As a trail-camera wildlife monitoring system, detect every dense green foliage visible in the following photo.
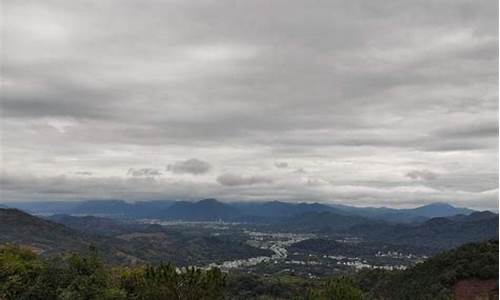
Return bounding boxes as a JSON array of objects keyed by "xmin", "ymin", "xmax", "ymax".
[
  {"xmin": 120, "ymin": 264, "xmax": 226, "ymax": 300},
  {"xmin": 0, "ymin": 245, "xmax": 226, "ymax": 300},
  {"xmin": 226, "ymin": 273, "xmax": 321, "ymax": 299},
  {"xmin": 354, "ymin": 240, "xmax": 499, "ymax": 300},
  {"xmin": 308, "ymin": 277, "xmax": 364, "ymax": 300}
]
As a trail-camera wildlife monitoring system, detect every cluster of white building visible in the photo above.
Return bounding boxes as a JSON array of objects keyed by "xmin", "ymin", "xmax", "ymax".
[
  {"xmin": 284, "ymin": 260, "xmax": 321, "ymax": 266},
  {"xmin": 375, "ymin": 250, "xmax": 427, "ymax": 260},
  {"xmin": 205, "ymin": 255, "xmax": 273, "ymax": 270},
  {"xmin": 338, "ymin": 260, "xmax": 407, "ymax": 270},
  {"xmin": 320, "ymin": 254, "xmax": 413, "ymax": 270}
]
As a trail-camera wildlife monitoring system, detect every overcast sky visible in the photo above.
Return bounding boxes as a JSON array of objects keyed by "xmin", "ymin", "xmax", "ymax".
[{"xmin": 1, "ymin": 0, "xmax": 498, "ymax": 209}]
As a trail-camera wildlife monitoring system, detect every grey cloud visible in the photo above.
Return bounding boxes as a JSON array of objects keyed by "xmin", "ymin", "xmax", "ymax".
[
  {"xmin": 1, "ymin": 172, "xmax": 497, "ymax": 211},
  {"xmin": 1, "ymin": 0, "xmax": 497, "ymax": 210},
  {"xmin": 275, "ymin": 162, "xmax": 288, "ymax": 168},
  {"xmin": 127, "ymin": 168, "xmax": 162, "ymax": 177},
  {"xmin": 167, "ymin": 159, "xmax": 211, "ymax": 175},
  {"xmin": 406, "ymin": 170, "xmax": 439, "ymax": 181},
  {"xmin": 434, "ymin": 122, "xmax": 499, "ymax": 139},
  {"xmin": 74, "ymin": 171, "xmax": 93, "ymax": 176},
  {"xmin": 217, "ymin": 173, "xmax": 274, "ymax": 186},
  {"xmin": 0, "ymin": 172, "xmax": 218, "ymax": 202},
  {"xmin": 295, "ymin": 168, "xmax": 307, "ymax": 174}
]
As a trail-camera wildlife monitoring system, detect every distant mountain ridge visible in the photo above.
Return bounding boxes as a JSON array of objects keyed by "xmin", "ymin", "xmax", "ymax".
[
  {"xmin": 70, "ymin": 200, "xmax": 175, "ymax": 218},
  {"xmin": 159, "ymin": 198, "xmax": 244, "ymax": 221},
  {"xmin": 329, "ymin": 202, "xmax": 474, "ymax": 223},
  {"xmin": 346, "ymin": 210, "xmax": 499, "ymax": 250},
  {"xmin": 2, "ymin": 199, "xmax": 481, "ymax": 223},
  {"xmin": 231, "ymin": 201, "xmax": 338, "ymax": 218},
  {"xmin": 400, "ymin": 202, "xmax": 474, "ymax": 218}
]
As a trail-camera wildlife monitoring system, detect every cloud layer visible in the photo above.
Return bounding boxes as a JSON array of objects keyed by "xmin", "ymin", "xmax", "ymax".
[
  {"xmin": 127, "ymin": 168, "xmax": 162, "ymax": 177},
  {"xmin": 1, "ymin": 0, "xmax": 498, "ymax": 210},
  {"xmin": 167, "ymin": 159, "xmax": 212, "ymax": 175},
  {"xmin": 406, "ymin": 170, "xmax": 439, "ymax": 181},
  {"xmin": 217, "ymin": 173, "xmax": 274, "ymax": 186}
]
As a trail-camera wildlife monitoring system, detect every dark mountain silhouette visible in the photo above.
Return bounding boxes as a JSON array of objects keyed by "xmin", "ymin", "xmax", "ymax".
[
  {"xmin": 0, "ymin": 208, "xmax": 101, "ymax": 255},
  {"xmin": 48, "ymin": 214, "xmax": 132, "ymax": 236},
  {"xmin": 232, "ymin": 201, "xmax": 475, "ymax": 224},
  {"xmin": 1, "ymin": 199, "xmax": 480, "ymax": 224},
  {"xmin": 70, "ymin": 200, "xmax": 175, "ymax": 217},
  {"xmin": 231, "ymin": 201, "xmax": 338, "ymax": 218},
  {"xmin": 330, "ymin": 202, "xmax": 474, "ymax": 223},
  {"xmin": 71, "ymin": 200, "xmax": 133, "ymax": 215},
  {"xmin": 280, "ymin": 211, "xmax": 371, "ymax": 232},
  {"xmin": 159, "ymin": 199, "xmax": 244, "ymax": 221},
  {"xmin": 347, "ymin": 211, "xmax": 499, "ymax": 250},
  {"xmin": 449, "ymin": 210, "xmax": 497, "ymax": 222},
  {"xmin": 400, "ymin": 202, "xmax": 474, "ymax": 218}
]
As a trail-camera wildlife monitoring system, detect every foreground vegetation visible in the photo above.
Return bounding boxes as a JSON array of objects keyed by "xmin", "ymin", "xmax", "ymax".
[
  {"xmin": 0, "ymin": 240, "xmax": 497, "ymax": 300},
  {"xmin": 0, "ymin": 245, "xmax": 226, "ymax": 300}
]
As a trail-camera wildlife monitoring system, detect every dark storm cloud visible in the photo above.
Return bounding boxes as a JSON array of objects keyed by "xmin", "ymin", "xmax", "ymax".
[
  {"xmin": 1, "ymin": 0, "xmax": 497, "ymax": 209},
  {"xmin": 167, "ymin": 159, "xmax": 212, "ymax": 175}
]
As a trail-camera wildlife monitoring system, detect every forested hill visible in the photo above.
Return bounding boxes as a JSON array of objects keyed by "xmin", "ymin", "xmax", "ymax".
[
  {"xmin": 355, "ymin": 240, "xmax": 499, "ymax": 300},
  {"xmin": 0, "ymin": 208, "xmax": 272, "ymax": 266}
]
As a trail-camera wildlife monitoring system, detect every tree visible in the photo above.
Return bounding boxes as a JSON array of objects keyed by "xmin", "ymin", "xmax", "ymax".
[
  {"xmin": 308, "ymin": 277, "xmax": 364, "ymax": 300},
  {"xmin": 0, "ymin": 245, "xmax": 47, "ymax": 300},
  {"xmin": 120, "ymin": 264, "xmax": 226, "ymax": 300}
]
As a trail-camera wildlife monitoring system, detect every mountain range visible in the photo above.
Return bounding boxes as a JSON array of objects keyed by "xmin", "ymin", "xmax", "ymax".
[
  {"xmin": 1, "ymin": 199, "xmax": 478, "ymax": 224},
  {"xmin": 160, "ymin": 198, "xmax": 244, "ymax": 221},
  {"xmin": 0, "ymin": 205, "xmax": 497, "ymax": 262},
  {"xmin": 345, "ymin": 210, "xmax": 499, "ymax": 250}
]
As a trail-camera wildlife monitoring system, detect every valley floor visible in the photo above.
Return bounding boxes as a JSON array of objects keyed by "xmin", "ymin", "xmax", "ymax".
[{"xmin": 140, "ymin": 219, "xmax": 429, "ymax": 278}]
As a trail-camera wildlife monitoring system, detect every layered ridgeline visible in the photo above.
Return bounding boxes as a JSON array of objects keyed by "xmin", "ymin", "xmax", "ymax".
[
  {"xmin": 283, "ymin": 210, "xmax": 498, "ymax": 250},
  {"xmin": 0, "ymin": 240, "xmax": 497, "ymax": 300},
  {"xmin": 1, "ymin": 199, "xmax": 496, "ymax": 256},
  {"xmin": 1, "ymin": 198, "xmax": 476, "ymax": 223},
  {"xmin": 0, "ymin": 203, "xmax": 497, "ymax": 261},
  {"xmin": 0, "ymin": 208, "xmax": 271, "ymax": 266}
]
